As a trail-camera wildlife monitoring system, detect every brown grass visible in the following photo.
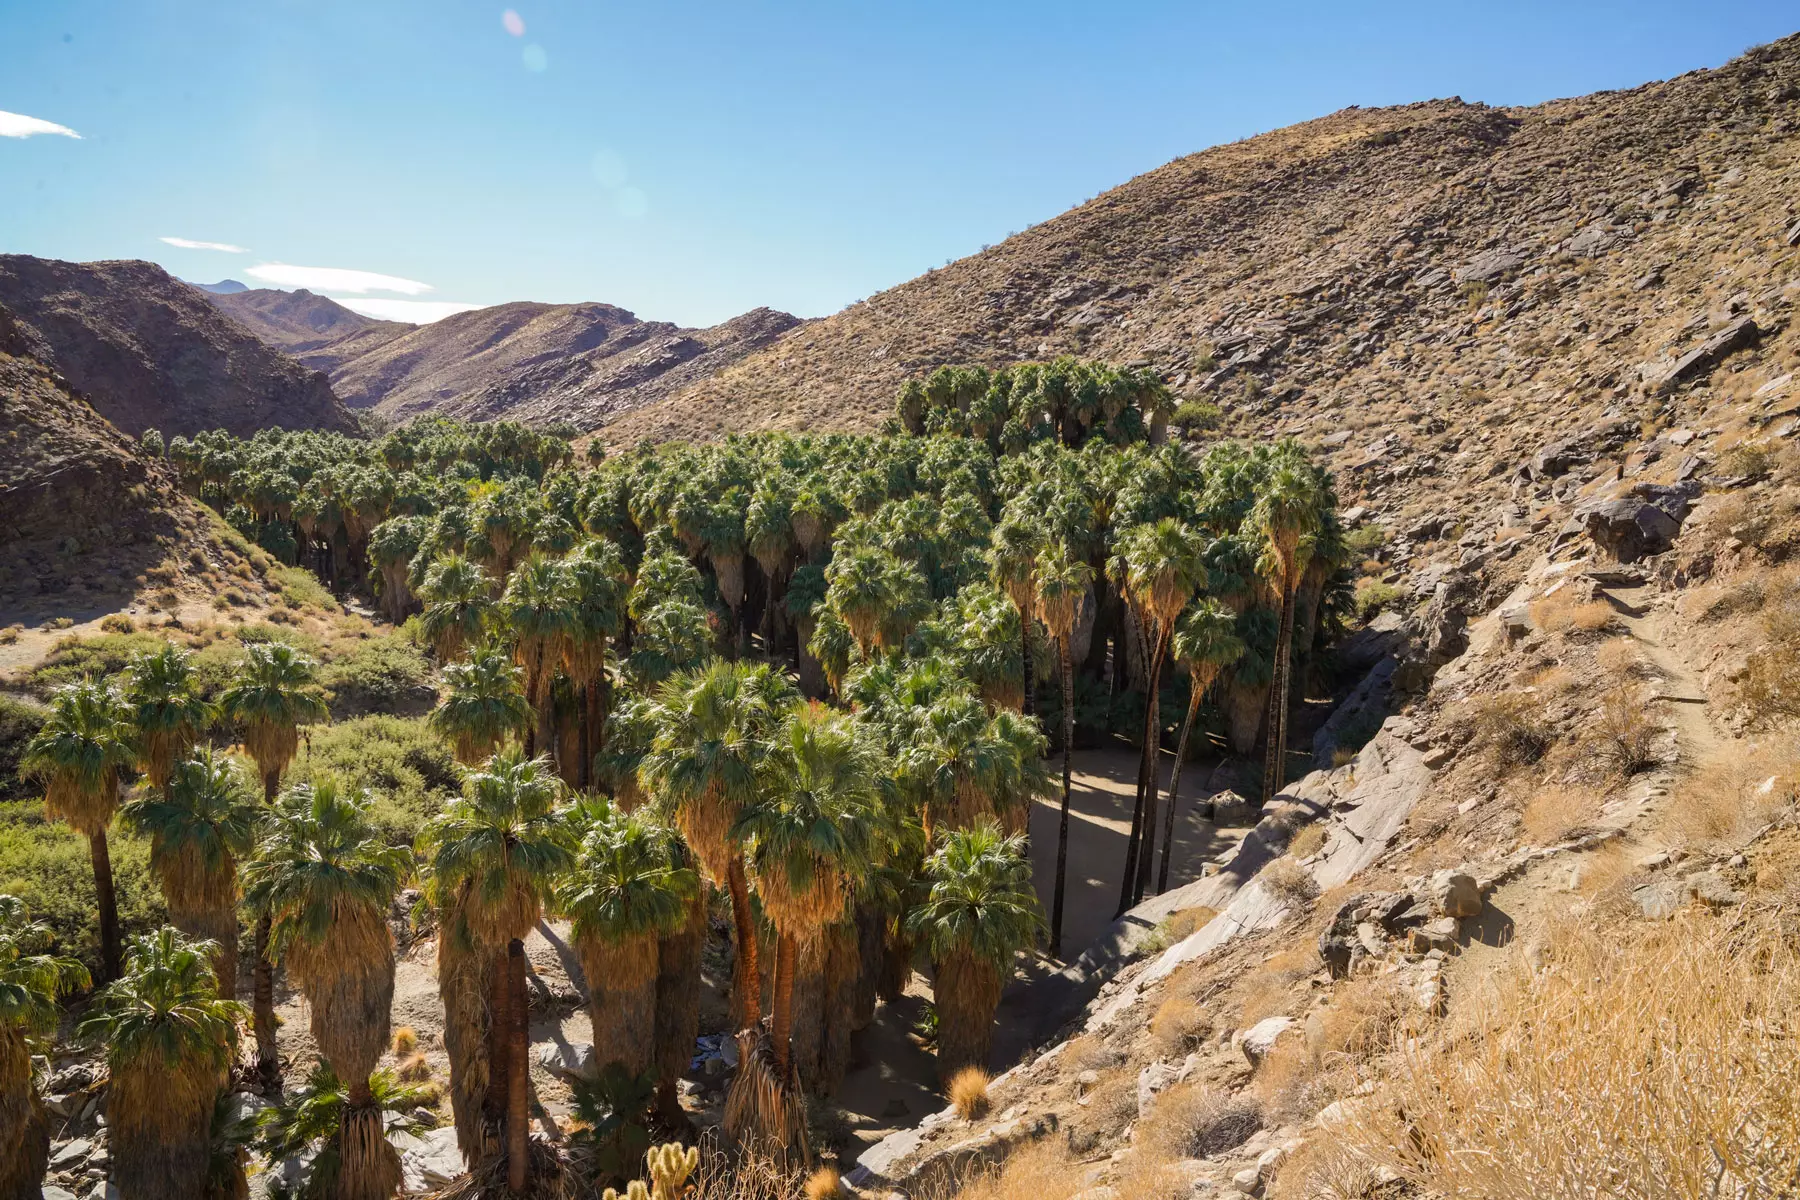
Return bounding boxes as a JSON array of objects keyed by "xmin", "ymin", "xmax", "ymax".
[
  {"xmin": 1333, "ymin": 912, "xmax": 1800, "ymax": 1198},
  {"xmin": 1138, "ymin": 1083, "xmax": 1264, "ymax": 1160},
  {"xmin": 1148, "ymin": 984, "xmax": 1216, "ymax": 1057},
  {"xmin": 1593, "ymin": 636, "xmax": 1651, "ymax": 679},
  {"xmin": 1532, "ymin": 593, "xmax": 1617, "ymax": 637},
  {"xmin": 948, "ymin": 1066, "xmax": 991, "ymax": 1121},
  {"xmin": 1468, "ymin": 692, "xmax": 1553, "ymax": 771},
  {"xmin": 1263, "ymin": 858, "xmax": 1321, "ymax": 909},
  {"xmin": 1582, "ymin": 685, "xmax": 1661, "ymax": 779},
  {"xmin": 1661, "ymin": 744, "xmax": 1799, "ymax": 852},
  {"xmin": 928, "ymin": 1141, "xmax": 1085, "ymax": 1200},
  {"xmin": 1236, "ymin": 946, "xmax": 1319, "ymax": 1026},
  {"xmin": 803, "ymin": 1167, "xmax": 846, "ymax": 1199},
  {"xmin": 392, "ymin": 1027, "xmax": 418, "ymax": 1055},
  {"xmin": 1518, "ymin": 783, "xmax": 1604, "ymax": 844},
  {"xmin": 1287, "ymin": 824, "xmax": 1327, "ymax": 860}
]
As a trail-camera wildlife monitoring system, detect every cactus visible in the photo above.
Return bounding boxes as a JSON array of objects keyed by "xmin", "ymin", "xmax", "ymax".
[{"xmin": 602, "ymin": 1142, "xmax": 699, "ymax": 1200}]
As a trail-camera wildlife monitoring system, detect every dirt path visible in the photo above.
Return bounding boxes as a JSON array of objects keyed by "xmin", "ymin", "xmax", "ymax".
[{"xmin": 1609, "ymin": 583, "xmax": 1721, "ymax": 765}]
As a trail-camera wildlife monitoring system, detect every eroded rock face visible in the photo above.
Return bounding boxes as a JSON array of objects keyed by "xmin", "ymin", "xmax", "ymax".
[{"xmin": 1582, "ymin": 498, "xmax": 1683, "ymax": 562}]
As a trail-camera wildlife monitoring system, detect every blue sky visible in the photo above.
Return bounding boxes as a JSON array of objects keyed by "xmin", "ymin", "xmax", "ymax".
[{"xmin": 2, "ymin": 1, "xmax": 1795, "ymax": 327}]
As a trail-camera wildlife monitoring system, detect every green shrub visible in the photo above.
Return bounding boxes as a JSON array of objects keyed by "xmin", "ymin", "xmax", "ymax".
[
  {"xmin": 289, "ymin": 715, "xmax": 459, "ymax": 839},
  {"xmin": 1344, "ymin": 523, "xmax": 1388, "ymax": 560},
  {"xmin": 25, "ymin": 631, "xmax": 168, "ymax": 695},
  {"xmin": 0, "ymin": 695, "xmax": 48, "ymax": 802},
  {"xmin": 319, "ymin": 634, "xmax": 435, "ymax": 716},
  {"xmin": 270, "ymin": 565, "xmax": 338, "ymax": 612},
  {"xmin": 1172, "ymin": 400, "xmax": 1223, "ymax": 434},
  {"xmin": 0, "ymin": 798, "xmax": 165, "ymax": 967},
  {"xmin": 1353, "ymin": 578, "xmax": 1404, "ymax": 620}
]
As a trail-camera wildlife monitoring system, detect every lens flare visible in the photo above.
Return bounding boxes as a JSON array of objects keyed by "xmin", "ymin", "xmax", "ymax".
[{"xmin": 501, "ymin": 9, "xmax": 525, "ymax": 36}]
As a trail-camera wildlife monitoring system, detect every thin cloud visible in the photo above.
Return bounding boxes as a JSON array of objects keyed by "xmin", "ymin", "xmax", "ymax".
[
  {"xmin": 0, "ymin": 110, "xmax": 81, "ymax": 139},
  {"xmin": 244, "ymin": 262, "xmax": 433, "ymax": 295},
  {"xmin": 160, "ymin": 236, "xmax": 248, "ymax": 253},
  {"xmin": 333, "ymin": 297, "xmax": 484, "ymax": 324}
]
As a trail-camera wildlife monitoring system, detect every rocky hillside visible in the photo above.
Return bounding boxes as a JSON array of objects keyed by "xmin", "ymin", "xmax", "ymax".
[
  {"xmin": 0, "ymin": 255, "xmax": 359, "ymax": 439},
  {"xmin": 203, "ymin": 286, "xmax": 409, "ymax": 372}
]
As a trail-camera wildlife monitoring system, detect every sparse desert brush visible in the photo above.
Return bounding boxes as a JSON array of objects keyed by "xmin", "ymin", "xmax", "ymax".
[
  {"xmin": 1593, "ymin": 636, "xmax": 1650, "ymax": 679},
  {"xmin": 1237, "ymin": 946, "xmax": 1319, "ymax": 1026},
  {"xmin": 1263, "ymin": 858, "xmax": 1321, "ymax": 909},
  {"xmin": 1269, "ymin": 1137, "xmax": 1387, "ymax": 1200},
  {"xmin": 395, "ymin": 1051, "xmax": 432, "ymax": 1082},
  {"xmin": 931, "ymin": 1140, "xmax": 1084, "ymax": 1200},
  {"xmin": 803, "ymin": 1167, "xmax": 846, "ymax": 1200},
  {"xmin": 1532, "ymin": 593, "xmax": 1615, "ymax": 637},
  {"xmin": 1468, "ymin": 692, "xmax": 1554, "ymax": 771},
  {"xmin": 948, "ymin": 1066, "xmax": 991, "ymax": 1121},
  {"xmin": 1351, "ymin": 578, "xmax": 1403, "ymax": 620},
  {"xmin": 1316, "ymin": 973, "xmax": 1411, "ymax": 1062},
  {"xmin": 1335, "ymin": 912, "xmax": 1800, "ymax": 1198},
  {"xmin": 99, "ymin": 613, "xmax": 136, "ymax": 634},
  {"xmin": 1585, "ymin": 685, "xmax": 1661, "ymax": 778},
  {"xmin": 1662, "ymin": 744, "xmax": 1798, "ymax": 851},
  {"xmin": 1288, "ymin": 823, "xmax": 1327, "ymax": 860},
  {"xmin": 1518, "ymin": 783, "xmax": 1603, "ymax": 844},
  {"xmin": 392, "ymin": 1026, "xmax": 418, "ymax": 1054},
  {"xmin": 1141, "ymin": 1082, "xmax": 1264, "ymax": 1161},
  {"xmin": 1737, "ymin": 640, "xmax": 1800, "ymax": 726},
  {"xmin": 1522, "ymin": 664, "xmax": 1575, "ymax": 695},
  {"xmin": 1149, "ymin": 978, "xmax": 1215, "ymax": 1057}
]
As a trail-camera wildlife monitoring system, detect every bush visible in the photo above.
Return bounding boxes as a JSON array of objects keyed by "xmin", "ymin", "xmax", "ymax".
[
  {"xmin": 0, "ymin": 695, "xmax": 48, "ymax": 802},
  {"xmin": 1470, "ymin": 692, "xmax": 1554, "ymax": 771},
  {"xmin": 99, "ymin": 614, "xmax": 136, "ymax": 634},
  {"xmin": 0, "ymin": 797, "xmax": 165, "ymax": 967},
  {"xmin": 1172, "ymin": 400, "xmax": 1223, "ymax": 434},
  {"xmin": 1587, "ymin": 686, "xmax": 1659, "ymax": 778},
  {"xmin": 1519, "ymin": 784, "xmax": 1602, "ymax": 845},
  {"xmin": 1342, "ymin": 523, "xmax": 1388, "ymax": 561},
  {"xmin": 269, "ymin": 565, "xmax": 337, "ymax": 612},
  {"xmin": 24, "ymin": 631, "xmax": 168, "ymax": 694},
  {"xmin": 948, "ymin": 1066, "xmax": 991, "ymax": 1121},
  {"xmin": 1262, "ymin": 858, "xmax": 1320, "ymax": 907},
  {"xmin": 1140, "ymin": 1083, "xmax": 1263, "ymax": 1160},
  {"xmin": 290, "ymin": 715, "xmax": 460, "ymax": 839},
  {"xmin": 1352, "ymin": 578, "xmax": 1403, "ymax": 620},
  {"xmin": 319, "ymin": 634, "xmax": 436, "ymax": 716}
]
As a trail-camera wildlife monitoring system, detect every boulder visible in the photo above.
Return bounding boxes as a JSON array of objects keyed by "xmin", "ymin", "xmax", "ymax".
[
  {"xmin": 42, "ymin": 1187, "xmax": 79, "ymax": 1200},
  {"xmin": 1237, "ymin": 1016, "xmax": 1297, "ymax": 1066},
  {"xmin": 50, "ymin": 1139, "xmax": 92, "ymax": 1168},
  {"xmin": 1209, "ymin": 790, "xmax": 1261, "ymax": 826},
  {"xmin": 394, "ymin": 1125, "xmax": 465, "ymax": 1191},
  {"xmin": 1429, "ymin": 870, "xmax": 1484, "ymax": 919},
  {"xmin": 535, "ymin": 1040, "xmax": 597, "ymax": 1082},
  {"xmin": 1651, "ymin": 317, "xmax": 1761, "ymax": 394},
  {"xmin": 1407, "ymin": 917, "xmax": 1460, "ymax": 954},
  {"xmin": 1686, "ymin": 870, "xmax": 1745, "ymax": 908},
  {"xmin": 1581, "ymin": 498, "xmax": 1682, "ymax": 562},
  {"xmin": 1454, "ymin": 246, "xmax": 1526, "ymax": 284}
]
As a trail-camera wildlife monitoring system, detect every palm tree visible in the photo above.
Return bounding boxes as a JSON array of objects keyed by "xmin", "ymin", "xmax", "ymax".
[
  {"xmin": 1156, "ymin": 601, "xmax": 1245, "ymax": 894},
  {"xmin": 1253, "ymin": 455, "xmax": 1326, "ymax": 807},
  {"xmin": 501, "ymin": 555, "xmax": 574, "ymax": 761},
  {"xmin": 123, "ymin": 749, "xmax": 260, "ymax": 998},
  {"xmin": 419, "ymin": 749, "xmax": 573, "ymax": 1193},
  {"xmin": 429, "ymin": 646, "xmax": 532, "ymax": 767},
  {"xmin": 21, "ymin": 679, "xmax": 136, "ymax": 981},
  {"xmin": 562, "ymin": 539, "xmax": 628, "ymax": 787},
  {"xmin": 257, "ymin": 1065, "xmax": 434, "ymax": 1200},
  {"xmin": 244, "ymin": 782, "xmax": 411, "ymax": 1200},
  {"xmin": 559, "ymin": 803, "xmax": 696, "ymax": 1079},
  {"xmin": 897, "ymin": 691, "xmax": 1009, "ymax": 836},
  {"xmin": 1033, "ymin": 548, "xmax": 1091, "ymax": 958},
  {"xmin": 905, "ymin": 826, "xmax": 1042, "ymax": 1082},
  {"xmin": 1109, "ymin": 518, "xmax": 1203, "ymax": 912},
  {"xmin": 735, "ymin": 707, "xmax": 879, "ymax": 1080},
  {"xmin": 123, "ymin": 644, "xmax": 215, "ymax": 794},
  {"xmin": 220, "ymin": 640, "xmax": 328, "ymax": 1091},
  {"xmin": 988, "ymin": 517, "xmax": 1042, "ymax": 715},
  {"xmin": 78, "ymin": 927, "xmax": 243, "ymax": 1200},
  {"xmin": 418, "ymin": 554, "xmax": 495, "ymax": 662},
  {"xmin": 0, "ymin": 896, "xmax": 89, "ymax": 1200},
  {"xmin": 639, "ymin": 661, "xmax": 795, "ymax": 1031}
]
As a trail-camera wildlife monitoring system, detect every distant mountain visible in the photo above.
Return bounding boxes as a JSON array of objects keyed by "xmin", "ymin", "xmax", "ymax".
[
  {"xmin": 203, "ymin": 287, "xmax": 411, "ymax": 372},
  {"xmin": 189, "ymin": 278, "xmax": 248, "ymax": 294},
  {"xmin": 0, "ymin": 255, "xmax": 359, "ymax": 439}
]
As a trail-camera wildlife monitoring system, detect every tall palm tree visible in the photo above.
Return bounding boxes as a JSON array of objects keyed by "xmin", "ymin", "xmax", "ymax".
[
  {"xmin": 123, "ymin": 645, "xmax": 215, "ymax": 794},
  {"xmin": 78, "ymin": 927, "xmax": 243, "ymax": 1200},
  {"xmin": 1252, "ymin": 455, "xmax": 1325, "ymax": 807},
  {"xmin": 562, "ymin": 539, "xmax": 628, "ymax": 787},
  {"xmin": 123, "ymin": 749, "xmax": 260, "ymax": 998},
  {"xmin": 418, "ymin": 554, "xmax": 495, "ymax": 662},
  {"xmin": 897, "ymin": 690, "xmax": 1010, "ymax": 836},
  {"xmin": 220, "ymin": 640, "xmax": 328, "ymax": 1091},
  {"xmin": 500, "ymin": 555, "xmax": 574, "ymax": 762},
  {"xmin": 0, "ymin": 896, "xmax": 89, "ymax": 1200},
  {"xmin": 244, "ymin": 782, "xmax": 411, "ymax": 1200},
  {"xmin": 1156, "ymin": 601, "xmax": 1245, "ymax": 894},
  {"xmin": 559, "ymin": 803, "xmax": 696, "ymax": 1079},
  {"xmin": 735, "ymin": 707, "xmax": 879, "ymax": 1079},
  {"xmin": 21, "ymin": 679, "xmax": 136, "ymax": 981},
  {"xmin": 905, "ymin": 826, "xmax": 1042, "ymax": 1082},
  {"xmin": 419, "ymin": 749, "xmax": 573, "ymax": 1193},
  {"xmin": 1033, "ymin": 548, "xmax": 1091, "ymax": 958},
  {"xmin": 429, "ymin": 645, "xmax": 532, "ymax": 767},
  {"xmin": 988, "ymin": 517, "xmax": 1042, "ymax": 715},
  {"xmin": 639, "ymin": 661, "xmax": 795, "ymax": 1031},
  {"xmin": 1109, "ymin": 518, "xmax": 1203, "ymax": 912}
]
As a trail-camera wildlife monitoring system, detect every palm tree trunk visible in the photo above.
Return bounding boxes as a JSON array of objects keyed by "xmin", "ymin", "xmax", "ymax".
[
  {"xmin": 771, "ymin": 932, "xmax": 796, "ymax": 1075},
  {"xmin": 0, "ymin": 1029, "xmax": 51, "ymax": 1199},
  {"xmin": 506, "ymin": 938, "xmax": 529, "ymax": 1194},
  {"xmin": 1262, "ymin": 590, "xmax": 1296, "ymax": 807},
  {"xmin": 1117, "ymin": 614, "xmax": 1152, "ymax": 918},
  {"xmin": 578, "ymin": 933, "xmax": 656, "ymax": 1078},
  {"xmin": 725, "ymin": 857, "xmax": 763, "ymax": 1029},
  {"xmin": 878, "ymin": 918, "xmax": 914, "ymax": 1003},
  {"xmin": 253, "ymin": 911, "xmax": 278, "ymax": 1093},
  {"xmin": 1134, "ymin": 635, "xmax": 1168, "ymax": 905},
  {"xmin": 578, "ymin": 683, "xmax": 592, "ymax": 791},
  {"xmin": 1274, "ymin": 588, "xmax": 1298, "ymax": 800},
  {"xmin": 1050, "ymin": 641, "xmax": 1075, "ymax": 959},
  {"xmin": 88, "ymin": 830, "xmax": 121, "ymax": 984},
  {"xmin": 933, "ymin": 951, "xmax": 1002, "ymax": 1084},
  {"xmin": 1019, "ymin": 615, "xmax": 1034, "ymax": 716},
  {"xmin": 484, "ymin": 948, "xmax": 511, "ymax": 1141},
  {"xmin": 1158, "ymin": 688, "xmax": 1205, "ymax": 895},
  {"xmin": 654, "ymin": 891, "xmax": 706, "ymax": 1125}
]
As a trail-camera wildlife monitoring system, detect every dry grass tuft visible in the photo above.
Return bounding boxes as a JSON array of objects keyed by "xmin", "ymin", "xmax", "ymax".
[
  {"xmin": 927, "ymin": 1140, "xmax": 1084, "ymax": 1200},
  {"xmin": 1583, "ymin": 685, "xmax": 1661, "ymax": 779},
  {"xmin": 1518, "ymin": 784, "xmax": 1603, "ymax": 844},
  {"xmin": 1263, "ymin": 858, "xmax": 1321, "ymax": 909},
  {"xmin": 1139, "ymin": 1083, "xmax": 1264, "ymax": 1160},
  {"xmin": 1593, "ymin": 636, "xmax": 1651, "ymax": 679},
  {"xmin": 948, "ymin": 1066, "xmax": 991, "ymax": 1122},
  {"xmin": 395, "ymin": 1051, "xmax": 432, "ymax": 1082},
  {"xmin": 1269, "ymin": 1138, "xmax": 1390, "ymax": 1200},
  {"xmin": 392, "ymin": 1027, "xmax": 418, "ymax": 1055},
  {"xmin": 1287, "ymin": 824, "xmax": 1327, "ymax": 860},
  {"xmin": 1468, "ymin": 692, "xmax": 1554, "ymax": 771},
  {"xmin": 1149, "ymin": 983, "xmax": 1216, "ymax": 1057},
  {"xmin": 1334, "ymin": 911, "xmax": 1800, "ymax": 1198},
  {"xmin": 1237, "ymin": 946, "xmax": 1320, "ymax": 1025},
  {"xmin": 1662, "ymin": 744, "xmax": 1799, "ymax": 852},
  {"xmin": 802, "ymin": 1167, "xmax": 846, "ymax": 1199},
  {"xmin": 1532, "ymin": 592, "xmax": 1617, "ymax": 637}
]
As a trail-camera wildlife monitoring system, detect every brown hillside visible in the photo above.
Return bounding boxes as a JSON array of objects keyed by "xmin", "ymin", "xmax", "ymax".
[
  {"xmin": 0, "ymin": 255, "xmax": 358, "ymax": 439},
  {"xmin": 204, "ymin": 286, "xmax": 410, "ymax": 371},
  {"xmin": 604, "ymin": 35, "xmax": 1800, "ymax": 525}
]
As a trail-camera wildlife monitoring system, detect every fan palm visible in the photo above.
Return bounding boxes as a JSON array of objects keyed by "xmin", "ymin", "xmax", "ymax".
[
  {"xmin": 639, "ymin": 661, "xmax": 795, "ymax": 1031},
  {"xmin": 905, "ymin": 826, "xmax": 1042, "ymax": 1081},
  {"xmin": 21, "ymin": 679, "xmax": 136, "ymax": 981},
  {"xmin": 1033, "ymin": 547, "xmax": 1090, "ymax": 959},
  {"xmin": 256, "ymin": 1065, "xmax": 434, "ymax": 1200},
  {"xmin": 418, "ymin": 554, "xmax": 496, "ymax": 662},
  {"xmin": 562, "ymin": 539, "xmax": 628, "ymax": 786},
  {"xmin": 0, "ymin": 896, "xmax": 89, "ymax": 1200},
  {"xmin": 429, "ymin": 645, "xmax": 532, "ymax": 766},
  {"xmin": 1252, "ymin": 454, "xmax": 1326, "ymax": 807},
  {"xmin": 244, "ymin": 782, "xmax": 411, "ymax": 1200},
  {"xmin": 896, "ymin": 691, "xmax": 1007, "ymax": 835},
  {"xmin": 500, "ymin": 555, "xmax": 575, "ymax": 761},
  {"xmin": 560, "ymin": 803, "xmax": 696, "ymax": 1078},
  {"xmin": 78, "ymin": 927, "xmax": 243, "ymax": 1200},
  {"xmin": 987, "ymin": 517, "xmax": 1042, "ymax": 716},
  {"xmin": 220, "ymin": 639, "xmax": 328, "ymax": 1090},
  {"xmin": 123, "ymin": 644, "xmax": 215, "ymax": 794},
  {"xmin": 1157, "ymin": 601, "xmax": 1246, "ymax": 893},
  {"xmin": 123, "ymin": 749, "xmax": 259, "ymax": 998},
  {"xmin": 419, "ymin": 749, "xmax": 573, "ymax": 1192}
]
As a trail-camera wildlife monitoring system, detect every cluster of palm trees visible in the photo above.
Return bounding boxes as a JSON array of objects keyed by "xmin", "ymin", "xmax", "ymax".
[{"xmin": 7, "ymin": 364, "xmax": 1344, "ymax": 1198}]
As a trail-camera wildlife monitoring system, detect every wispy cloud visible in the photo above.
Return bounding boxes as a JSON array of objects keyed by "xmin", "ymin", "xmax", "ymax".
[
  {"xmin": 245, "ymin": 262, "xmax": 433, "ymax": 295},
  {"xmin": 333, "ymin": 298, "xmax": 484, "ymax": 324},
  {"xmin": 0, "ymin": 110, "xmax": 81, "ymax": 139},
  {"xmin": 160, "ymin": 236, "xmax": 247, "ymax": 253}
]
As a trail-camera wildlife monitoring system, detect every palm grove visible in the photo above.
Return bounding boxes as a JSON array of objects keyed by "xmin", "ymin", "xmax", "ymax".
[{"xmin": 2, "ymin": 357, "xmax": 1343, "ymax": 1199}]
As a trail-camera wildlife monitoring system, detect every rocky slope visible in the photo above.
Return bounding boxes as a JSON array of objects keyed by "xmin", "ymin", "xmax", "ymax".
[
  {"xmin": 203, "ymin": 286, "xmax": 409, "ymax": 372},
  {"xmin": 0, "ymin": 256, "xmax": 359, "ymax": 440}
]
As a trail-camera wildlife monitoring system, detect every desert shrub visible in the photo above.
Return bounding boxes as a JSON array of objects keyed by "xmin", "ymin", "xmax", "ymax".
[
  {"xmin": 1585, "ymin": 686, "xmax": 1660, "ymax": 778},
  {"xmin": 1739, "ymin": 640, "xmax": 1800, "ymax": 726},
  {"xmin": 1519, "ymin": 784, "xmax": 1602, "ymax": 844},
  {"xmin": 1470, "ymin": 692, "xmax": 1554, "ymax": 770},
  {"xmin": 936, "ymin": 1141, "xmax": 1086, "ymax": 1200},
  {"xmin": 1263, "ymin": 858, "xmax": 1320, "ymax": 908},
  {"xmin": 1288, "ymin": 824, "xmax": 1327, "ymax": 860},
  {"xmin": 1342, "ymin": 524, "xmax": 1387, "ymax": 561},
  {"xmin": 1065, "ymin": 1069, "xmax": 1138, "ymax": 1151},
  {"xmin": 1531, "ymin": 592, "xmax": 1615, "ymax": 637},
  {"xmin": 0, "ymin": 695, "xmax": 48, "ymax": 802},
  {"xmin": 24, "ymin": 631, "xmax": 167, "ymax": 694},
  {"xmin": 1172, "ymin": 399, "xmax": 1223, "ymax": 434},
  {"xmin": 1236, "ymin": 946, "xmax": 1318, "ymax": 1026},
  {"xmin": 948, "ymin": 1067, "xmax": 990, "ymax": 1121},
  {"xmin": 290, "ymin": 714, "xmax": 460, "ymax": 838},
  {"xmin": 98, "ymin": 613, "xmax": 136, "ymax": 634},
  {"xmin": 1335, "ymin": 912, "xmax": 1800, "ymax": 1198},
  {"xmin": 1140, "ymin": 1084, "xmax": 1263, "ymax": 1160},
  {"xmin": 1722, "ymin": 441, "xmax": 1774, "ymax": 479},
  {"xmin": 1270, "ymin": 1137, "xmax": 1388, "ymax": 1200},
  {"xmin": 1351, "ymin": 579, "xmax": 1402, "ymax": 620},
  {"xmin": 319, "ymin": 633, "xmax": 435, "ymax": 716},
  {"xmin": 0, "ymin": 624, "xmax": 21, "ymax": 645},
  {"xmin": 269, "ymin": 564, "xmax": 337, "ymax": 611},
  {"xmin": 1593, "ymin": 636, "xmax": 1650, "ymax": 679},
  {"xmin": 1661, "ymin": 744, "xmax": 1798, "ymax": 852},
  {"xmin": 0, "ymin": 797, "xmax": 165, "ymax": 965}
]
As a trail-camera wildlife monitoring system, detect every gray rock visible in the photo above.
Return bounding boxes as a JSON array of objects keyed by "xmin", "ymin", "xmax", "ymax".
[
  {"xmin": 393, "ymin": 1125, "xmax": 465, "ymax": 1191},
  {"xmin": 1687, "ymin": 870, "xmax": 1745, "ymax": 908},
  {"xmin": 534, "ymin": 1040, "xmax": 596, "ymax": 1082},
  {"xmin": 1652, "ymin": 317, "xmax": 1761, "ymax": 394},
  {"xmin": 1632, "ymin": 878, "xmax": 1690, "ymax": 919},
  {"xmin": 1237, "ymin": 1016, "xmax": 1296, "ymax": 1066},
  {"xmin": 1429, "ymin": 871, "xmax": 1484, "ymax": 919},
  {"xmin": 1209, "ymin": 790, "xmax": 1260, "ymax": 826},
  {"xmin": 1565, "ymin": 221, "xmax": 1633, "ymax": 257},
  {"xmin": 1454, "ymin": 247, "xmax": 1526, "ymax": 284},
  {"xmin": 42, "ymin": 1187, "xmax": 80, "ymax": 1200},
  {"xmin": 50, "ymin": 1140, "xmax": 92, "ymax": 1168},
  {"xmin": 1582, "ymin": 498, "xmax": 1682, "ymax": 562},
  {"xmin": 1138, "ymin": 1060, "xmax": 1182, "ymax": 1117},
  {"xmin": 1408, "ymin": 917, "xmax": 1460, "ymax": 954}
]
